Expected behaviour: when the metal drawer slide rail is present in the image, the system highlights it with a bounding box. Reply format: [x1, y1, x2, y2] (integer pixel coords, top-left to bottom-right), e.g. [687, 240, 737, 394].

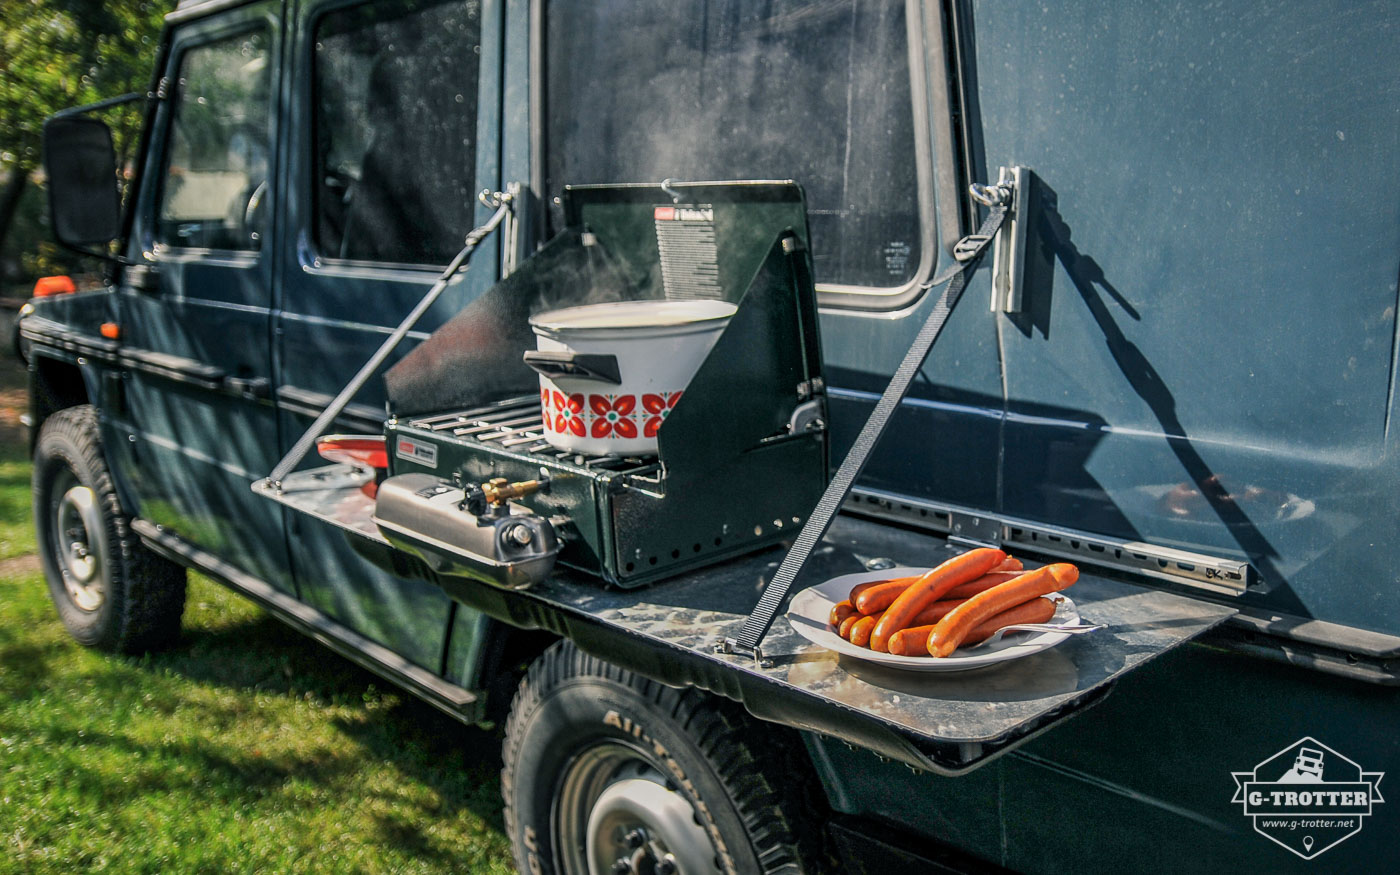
[846, 488, 1250, 596]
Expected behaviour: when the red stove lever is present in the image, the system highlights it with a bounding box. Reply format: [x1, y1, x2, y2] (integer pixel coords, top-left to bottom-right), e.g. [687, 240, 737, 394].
[316, 435, 389, 470]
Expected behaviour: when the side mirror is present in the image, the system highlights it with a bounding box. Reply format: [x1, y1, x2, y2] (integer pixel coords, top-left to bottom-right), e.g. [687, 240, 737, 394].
[42, 116, 122, 249]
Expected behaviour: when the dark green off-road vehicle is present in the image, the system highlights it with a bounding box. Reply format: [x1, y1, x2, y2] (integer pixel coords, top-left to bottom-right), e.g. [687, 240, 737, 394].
[24, 0, 1399, 871]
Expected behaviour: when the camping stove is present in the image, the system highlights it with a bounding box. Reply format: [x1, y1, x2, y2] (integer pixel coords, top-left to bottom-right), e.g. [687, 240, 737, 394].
[373, 181, 829, 588]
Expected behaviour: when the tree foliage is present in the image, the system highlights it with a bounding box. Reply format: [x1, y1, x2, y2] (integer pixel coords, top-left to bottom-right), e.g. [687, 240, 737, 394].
[0, 0, 170, 173]
[0, 0, 171, 287]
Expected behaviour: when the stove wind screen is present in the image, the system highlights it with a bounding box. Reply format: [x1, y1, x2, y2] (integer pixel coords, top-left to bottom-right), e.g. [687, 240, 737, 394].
[654, 204, 722, 300]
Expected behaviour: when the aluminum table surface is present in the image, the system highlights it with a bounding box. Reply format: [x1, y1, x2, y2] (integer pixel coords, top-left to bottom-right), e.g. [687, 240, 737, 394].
[513, 514, 1236, 765]
[256, 468, 1237, 772]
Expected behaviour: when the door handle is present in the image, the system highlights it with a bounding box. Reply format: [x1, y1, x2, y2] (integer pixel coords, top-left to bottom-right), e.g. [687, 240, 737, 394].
[224, 375, 271, 400]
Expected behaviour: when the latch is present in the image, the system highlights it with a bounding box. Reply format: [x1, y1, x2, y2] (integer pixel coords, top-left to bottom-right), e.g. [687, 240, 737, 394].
[976, 165, 1030, 314]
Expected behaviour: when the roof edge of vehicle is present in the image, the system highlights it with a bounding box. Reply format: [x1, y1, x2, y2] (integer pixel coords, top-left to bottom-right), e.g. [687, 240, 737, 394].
[169, 0, 264, 25]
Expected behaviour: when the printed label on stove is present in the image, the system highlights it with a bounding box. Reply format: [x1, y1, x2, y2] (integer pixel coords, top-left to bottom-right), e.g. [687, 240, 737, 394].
[654, 203, 723, 300]
[395, 436, 438, 468]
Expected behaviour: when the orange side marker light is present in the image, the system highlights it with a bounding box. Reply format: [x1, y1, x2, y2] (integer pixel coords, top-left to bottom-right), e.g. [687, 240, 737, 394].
[33, 275, 77, 297]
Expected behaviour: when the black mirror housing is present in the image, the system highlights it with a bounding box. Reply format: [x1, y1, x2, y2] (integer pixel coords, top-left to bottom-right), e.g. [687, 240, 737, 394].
[43, 116, 122, 248]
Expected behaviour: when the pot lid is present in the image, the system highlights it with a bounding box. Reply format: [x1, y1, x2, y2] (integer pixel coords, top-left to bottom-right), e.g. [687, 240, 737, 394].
[529, 299, 736, 332]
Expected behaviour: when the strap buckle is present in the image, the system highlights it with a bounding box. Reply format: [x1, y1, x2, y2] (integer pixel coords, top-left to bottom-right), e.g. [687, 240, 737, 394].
[714, 637, 767, 665]
[953, 233, 993, 262]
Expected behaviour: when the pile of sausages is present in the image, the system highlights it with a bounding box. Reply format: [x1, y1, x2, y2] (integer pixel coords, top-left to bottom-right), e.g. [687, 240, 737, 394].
[827, 548, 1079, 657]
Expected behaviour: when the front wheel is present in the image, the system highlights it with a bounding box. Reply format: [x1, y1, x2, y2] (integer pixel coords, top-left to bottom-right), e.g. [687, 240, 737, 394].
[33, 405, 187, 652]
[502, 641, 827, 875]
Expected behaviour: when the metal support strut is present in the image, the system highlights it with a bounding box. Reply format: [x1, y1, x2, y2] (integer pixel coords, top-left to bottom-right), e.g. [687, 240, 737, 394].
[718, 179, 1016, 662]
[262, 190, 514, 490]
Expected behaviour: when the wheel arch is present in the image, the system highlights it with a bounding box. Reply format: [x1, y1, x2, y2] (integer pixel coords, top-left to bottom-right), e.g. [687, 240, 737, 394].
[28, 351, 95, 449]
[476, 619, 561, 725]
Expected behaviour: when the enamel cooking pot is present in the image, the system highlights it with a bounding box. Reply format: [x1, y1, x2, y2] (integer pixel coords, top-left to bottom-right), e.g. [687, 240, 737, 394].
[524, 299, 736, 455]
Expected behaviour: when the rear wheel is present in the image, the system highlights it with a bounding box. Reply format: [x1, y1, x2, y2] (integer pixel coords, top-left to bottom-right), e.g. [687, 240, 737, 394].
[502, 641, 827, 875]
[33, 405, 186, 652]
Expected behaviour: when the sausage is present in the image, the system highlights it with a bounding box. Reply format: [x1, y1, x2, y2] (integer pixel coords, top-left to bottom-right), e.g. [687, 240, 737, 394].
[888, 624, 937, 656]
[942, 571, 1023, 601]
[849, 576, 919, 612]
[849, 613, 881, 648]
[849, 578, 901, 605]
[870, 597, 974, 655]
[854, 579, 914, 614]
[927, 563, 1079, 657]
[888, 597, 1056, 656]
[857, 569, 1021, 615]
[870, 547, 1007, 652]
[838, 613, 862, 639]
[961, 597, 1057, 645]
[879, 596, 968, 652]
[909, 597, 963, 626]
[851, 558, 1022, 612]
[848, 580, 880, 605]
[829, 600, 856, 628]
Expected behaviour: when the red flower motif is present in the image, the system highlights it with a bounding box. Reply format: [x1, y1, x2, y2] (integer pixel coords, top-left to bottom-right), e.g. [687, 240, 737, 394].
[642, 391, 682, 438]
[551, 391, 586, 436]
[590, 394, 638, 439]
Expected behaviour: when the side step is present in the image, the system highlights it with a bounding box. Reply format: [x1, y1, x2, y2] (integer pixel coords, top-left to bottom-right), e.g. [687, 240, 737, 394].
[132, 519, 482, 723]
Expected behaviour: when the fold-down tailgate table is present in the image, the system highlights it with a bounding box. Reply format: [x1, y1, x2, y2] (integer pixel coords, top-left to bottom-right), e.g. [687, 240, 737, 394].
[257, 471, 1235, 775]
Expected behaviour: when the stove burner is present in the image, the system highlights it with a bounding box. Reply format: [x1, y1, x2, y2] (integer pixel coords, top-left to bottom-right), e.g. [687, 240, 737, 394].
[409, 397, 663, 479]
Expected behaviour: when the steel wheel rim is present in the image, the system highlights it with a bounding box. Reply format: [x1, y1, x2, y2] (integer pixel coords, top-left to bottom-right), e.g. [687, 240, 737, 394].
[50, 472, 105, 613]
[555, 740, 721, 875]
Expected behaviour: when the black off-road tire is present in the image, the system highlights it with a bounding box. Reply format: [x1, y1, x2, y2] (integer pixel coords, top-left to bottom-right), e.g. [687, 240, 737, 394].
[32, 404, 187, 652]
[502, 640, 829, 875]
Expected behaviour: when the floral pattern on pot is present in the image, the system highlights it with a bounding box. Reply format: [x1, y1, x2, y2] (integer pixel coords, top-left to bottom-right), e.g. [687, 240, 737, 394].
[642, 391, 682, 438]
[589, 394, 638, 439]
[548, 391, 587, 437]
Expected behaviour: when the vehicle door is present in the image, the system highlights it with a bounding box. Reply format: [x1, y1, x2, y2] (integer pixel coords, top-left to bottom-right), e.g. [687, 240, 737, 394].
[273, 0, 502, 673]
[117, 3, 293, 593]
[538, 0, 1005, 514]
[977, 0, 1400, 632]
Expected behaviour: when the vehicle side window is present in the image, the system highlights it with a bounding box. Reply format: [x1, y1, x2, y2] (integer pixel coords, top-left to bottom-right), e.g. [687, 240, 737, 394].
[546, 0, 921, 291]
[312, 0, 482, 265]
[156, 30, 271, 252]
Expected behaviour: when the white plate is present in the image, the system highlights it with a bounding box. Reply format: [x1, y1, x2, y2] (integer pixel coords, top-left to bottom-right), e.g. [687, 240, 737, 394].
[785, 567, 1082, 672]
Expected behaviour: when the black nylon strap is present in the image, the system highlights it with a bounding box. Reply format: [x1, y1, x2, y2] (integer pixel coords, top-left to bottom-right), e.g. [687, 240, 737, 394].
[722, 201, 1010, 657]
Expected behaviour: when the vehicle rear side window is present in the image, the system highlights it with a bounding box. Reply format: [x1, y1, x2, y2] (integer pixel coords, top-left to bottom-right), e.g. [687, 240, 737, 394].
[156, 29, 271, 252]
[546, 0, 921, 291]
[312, 0, 481, 265]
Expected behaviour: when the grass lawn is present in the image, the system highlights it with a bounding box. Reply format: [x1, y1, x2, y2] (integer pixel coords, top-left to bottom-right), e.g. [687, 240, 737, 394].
[0, 355, 516, 873]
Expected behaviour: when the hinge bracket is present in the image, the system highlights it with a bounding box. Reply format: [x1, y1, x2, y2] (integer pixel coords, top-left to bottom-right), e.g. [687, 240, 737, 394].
[947, 511, 1003, 548]
[986, 165, 1029, 314]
